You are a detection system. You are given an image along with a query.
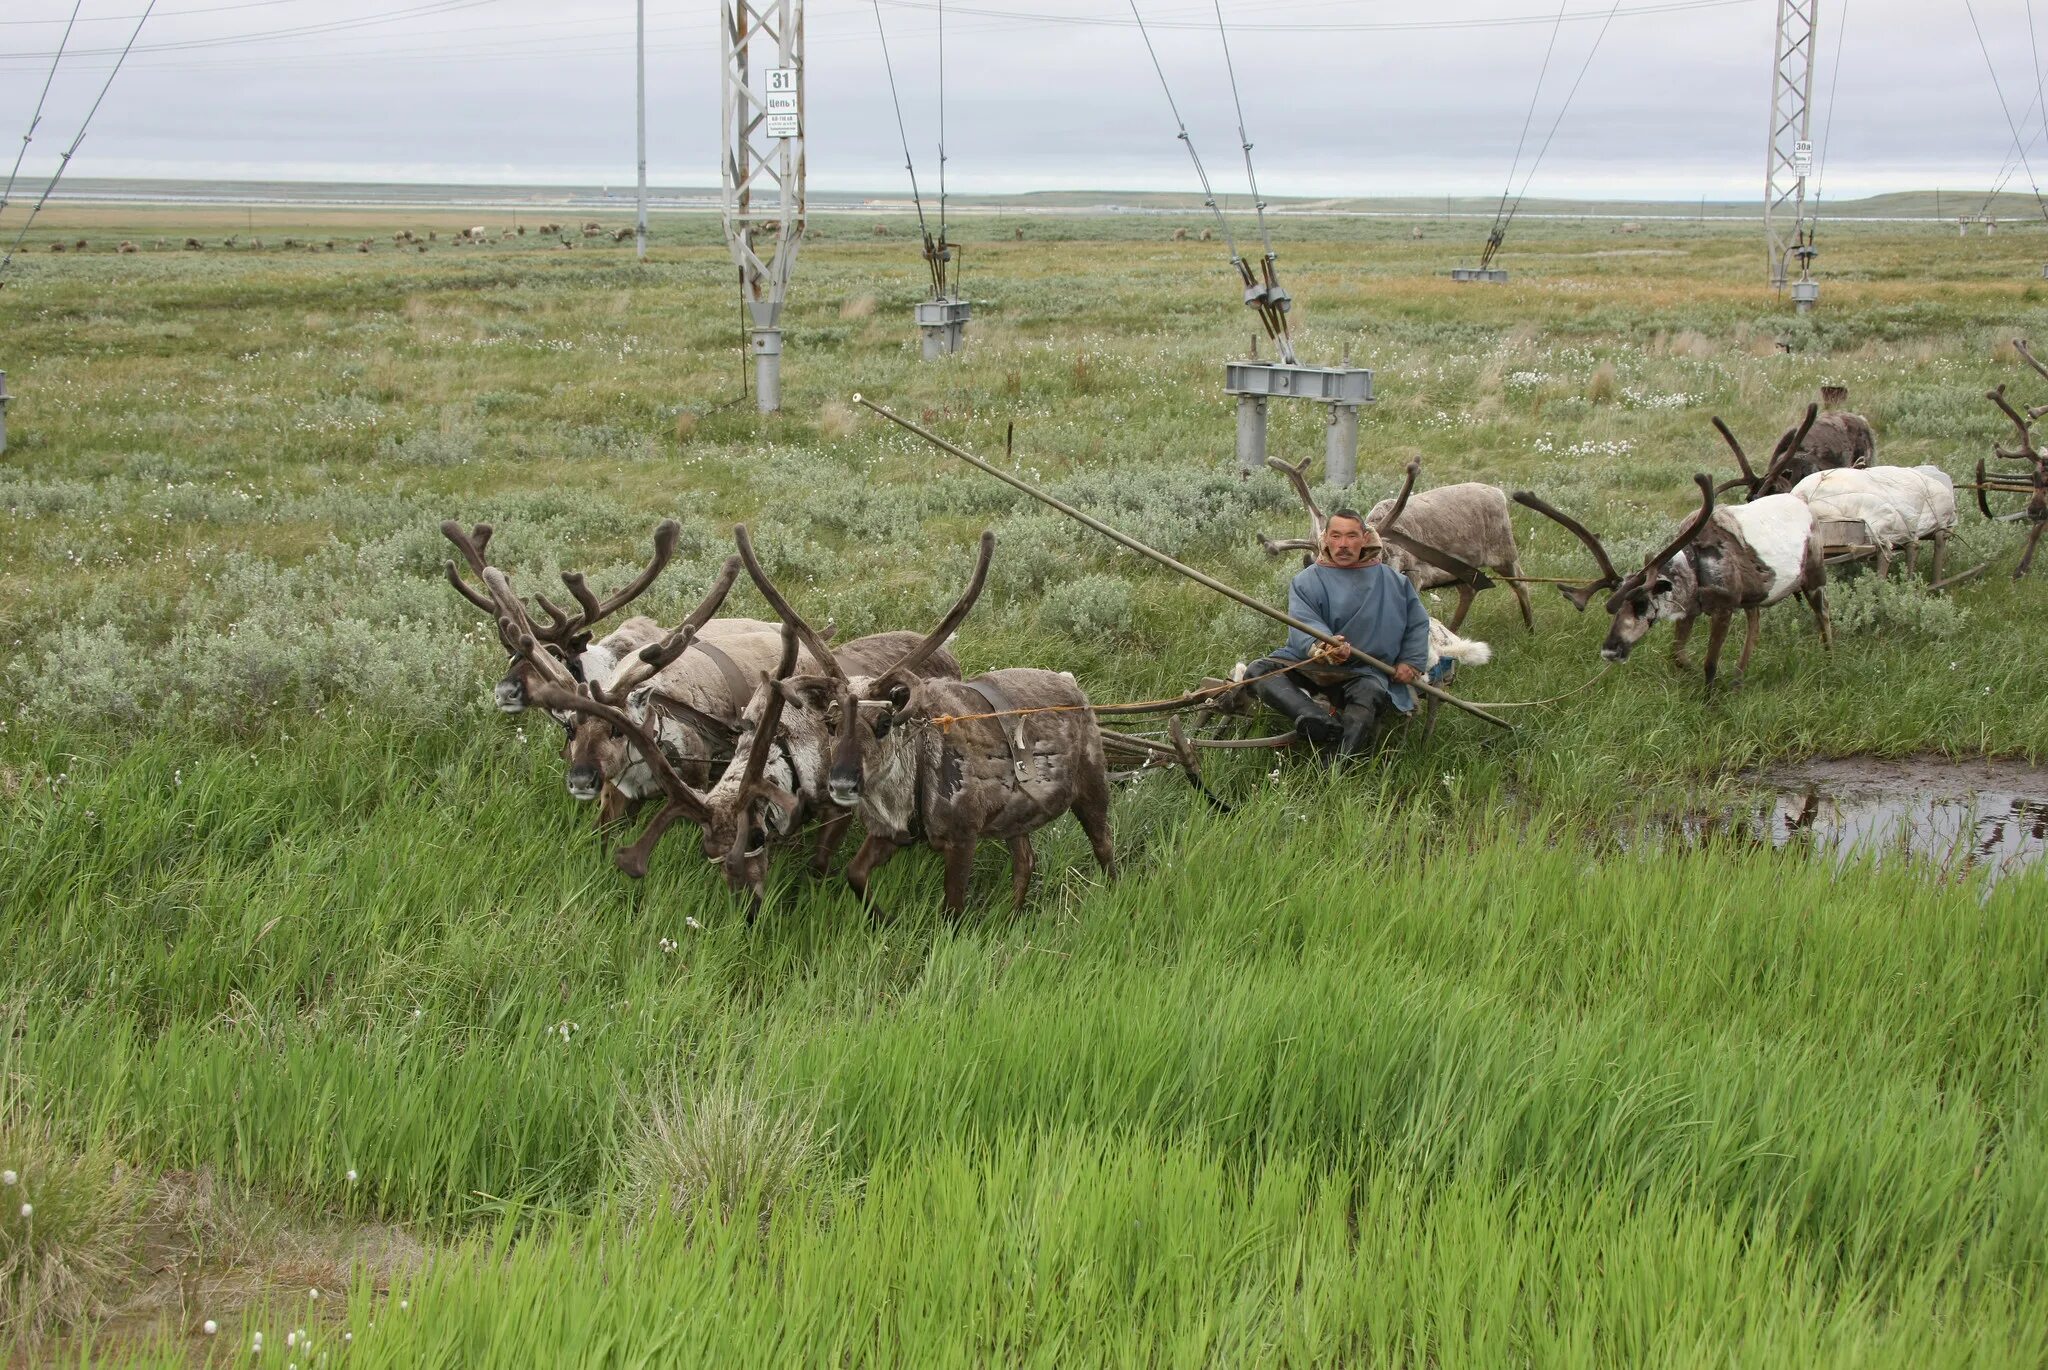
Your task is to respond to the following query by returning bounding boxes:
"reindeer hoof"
[614,851,651,879]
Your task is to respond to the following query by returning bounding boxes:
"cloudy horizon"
[2,0,2046,204]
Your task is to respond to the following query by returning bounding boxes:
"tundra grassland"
[1,209,2046,1365]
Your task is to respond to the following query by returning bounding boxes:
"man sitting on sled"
[1241,509,1431,762]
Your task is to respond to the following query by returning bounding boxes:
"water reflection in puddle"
[1692,757,2048,886]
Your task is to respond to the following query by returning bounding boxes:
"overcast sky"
[0,0,2044,200]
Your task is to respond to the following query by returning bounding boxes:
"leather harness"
[957,677,1029,786]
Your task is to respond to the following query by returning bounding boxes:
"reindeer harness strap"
[959,678,1029,786]
[688,640,752,705]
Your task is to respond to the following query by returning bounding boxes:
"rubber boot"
[1251,672,1341,749]
[1334,701,1384,762]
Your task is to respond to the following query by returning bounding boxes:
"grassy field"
[2,205,2046,1365]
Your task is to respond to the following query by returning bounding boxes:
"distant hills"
[46,178,2048,221]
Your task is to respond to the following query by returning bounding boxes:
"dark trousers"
[1245,657,1393,758]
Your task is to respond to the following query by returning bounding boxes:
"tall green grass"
[4,217,2047,1361]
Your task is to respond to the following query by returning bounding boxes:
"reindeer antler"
[1256,456,1326,558]
[603,554,744,700]
[720,626,804,893]
[442,521,500,615]
[1710,417,1759,495]
[1511,490,1620,612]
[1987,385,2039,459]
[736,525,845,683]
[1605,474,1715,612]
[2013,338,2048,386]
[865,531,995,696]
[533,519,682,648]
[1380,460,1421,531]
[1751,404,1819,498]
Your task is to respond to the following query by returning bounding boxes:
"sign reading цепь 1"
[764,66,800,138]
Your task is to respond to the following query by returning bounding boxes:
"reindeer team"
[443,347,2045,920]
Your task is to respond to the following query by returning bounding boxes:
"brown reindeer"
[1982,339,2048,578]
[740,529,1116,917]
[1716,394,1875,499]
[1514,472,1832,689]
[1258,457,1534,630]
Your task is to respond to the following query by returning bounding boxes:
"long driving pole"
[853,395,1512,732]
[635,0,648,261]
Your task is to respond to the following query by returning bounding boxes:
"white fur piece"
[1426,619,1492,671]
[1720,494,1814,602]
[1792,465,1957,547]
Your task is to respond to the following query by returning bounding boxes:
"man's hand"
[1326,635,1353,664]
[1392,663,1420,686]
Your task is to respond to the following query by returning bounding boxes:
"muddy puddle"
[1688,755,2048,886]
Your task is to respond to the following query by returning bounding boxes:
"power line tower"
[1764,0,1819,311]
[721,0,806,413]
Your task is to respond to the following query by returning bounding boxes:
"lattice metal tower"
[722,0,806,412]
[1764,0,1819,307]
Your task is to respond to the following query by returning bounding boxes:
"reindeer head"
[735,525,993,814]
[1514,475,1715,662]
[442,528,745,878]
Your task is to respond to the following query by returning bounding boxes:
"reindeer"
[1715,395,1875,500]
[1981,340,2048,578]
[1258,457,1534,631]
[740,529,1116,917]
[1513,473,1833,689]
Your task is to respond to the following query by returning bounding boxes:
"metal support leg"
[1325,402,1360,488]
[0,371,9,455]
[751,329,783,413]
[1235,394,1268,474]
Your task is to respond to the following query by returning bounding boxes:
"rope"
[1481,0,1569,270]
[929,646,1345,732]
[869,0,938,294]
[0,0,156,286]
[1966,0,2048,228]
[1493,0,1625,248]
[0,0,82,222]
[1453,663,1615,710]
[1804,0,1850,249]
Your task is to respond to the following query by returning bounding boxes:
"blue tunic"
[1270,562,1432,713]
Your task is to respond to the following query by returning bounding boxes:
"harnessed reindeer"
[736,528,1117,917]
[1514,472,1833,689]
[1980,340,2048,580]
[1257,457,1534,631]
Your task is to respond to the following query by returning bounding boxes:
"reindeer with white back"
[1514,472,1833,689]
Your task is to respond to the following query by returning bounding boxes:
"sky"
[1,0,2045,202]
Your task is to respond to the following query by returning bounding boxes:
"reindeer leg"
[1007,835,1036,912]
[1670,615,1696,672]
[844,833,903,920]
[1504,559,1535,631]
[1733,607,1762,687]
[941,841,977,918]
[1073,784,1118,882]
[2017,521,2046,579]
[810,812,852,876]
[1448,582,1477,632]
[1701,612,1733,691]
[1808,585,1834,649]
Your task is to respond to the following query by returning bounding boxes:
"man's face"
[1323,516,1375,567]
